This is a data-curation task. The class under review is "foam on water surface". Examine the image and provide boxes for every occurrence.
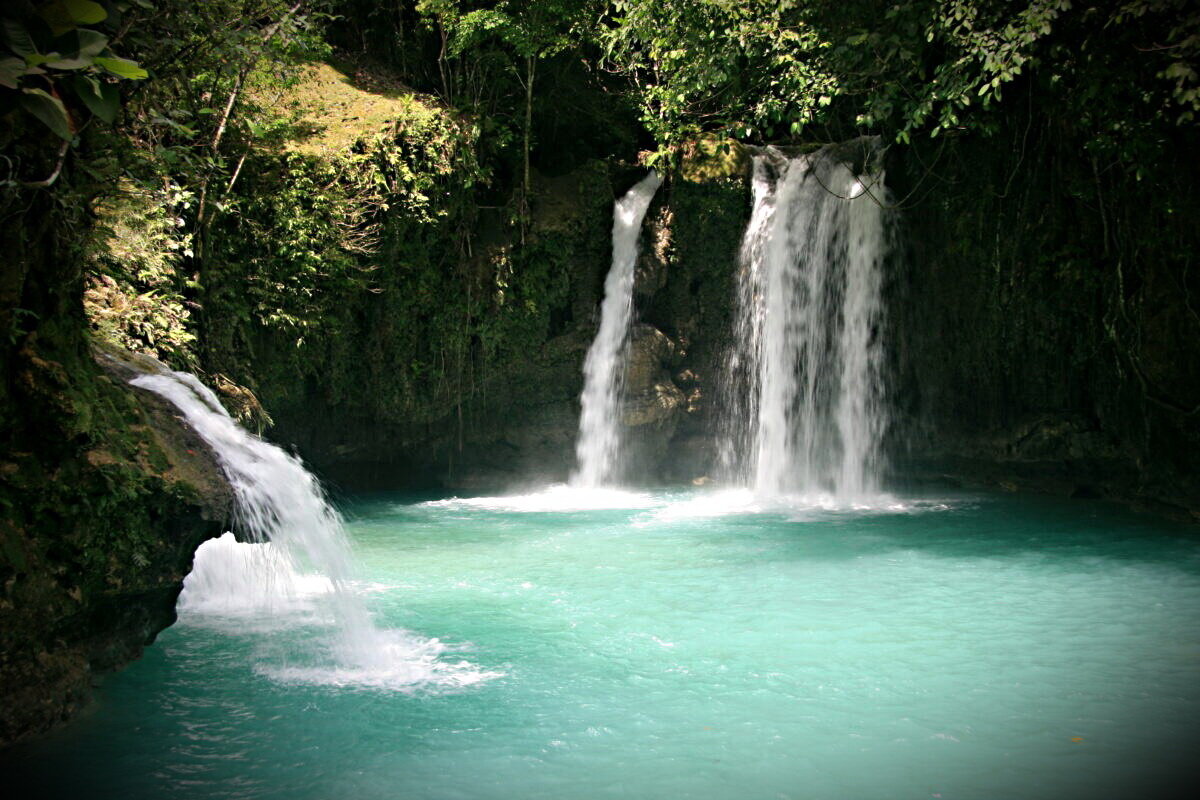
[420,484,660,513]
[420,485,936,522]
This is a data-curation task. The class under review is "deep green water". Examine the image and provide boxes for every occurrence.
[8,488,1200,799]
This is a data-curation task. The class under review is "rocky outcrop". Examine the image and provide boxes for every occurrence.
[623,325,683,427]
[636,170,749,484]
[241,157,750,491]
[619,325,686,481]
[0,342,230,746]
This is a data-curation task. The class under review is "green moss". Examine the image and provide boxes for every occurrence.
[677,136,750,183]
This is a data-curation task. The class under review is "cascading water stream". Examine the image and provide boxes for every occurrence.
[131,368,492,688]
[720,143,893,501]
[572,171,662,487]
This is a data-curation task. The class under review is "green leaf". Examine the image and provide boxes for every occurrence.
[20,87,74,140]
[76,72,102,99]
[71,73,118,122]
[76,29,109,58]
[45,55,93,70]
[2,20,39,58]
[40,0,109,34]
[94,56,148,80]
[64,0,108,24]
[0,57,23,90]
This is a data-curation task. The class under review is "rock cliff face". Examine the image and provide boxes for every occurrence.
[225,126,1198,519]
[441,160,749,490]
[0,344,230,746]
[1,167,235,745]
[886,123,1200,519]
[619,325,686,482]
[240,158,748,492]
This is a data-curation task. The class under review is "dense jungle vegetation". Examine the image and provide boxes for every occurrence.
[3,0,1195,423]
[0,0,1196,550]
[0,0,1194,515]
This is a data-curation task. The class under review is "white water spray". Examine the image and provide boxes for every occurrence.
[720,143,892,501]
[132,369,495,689]
[572,171,662,487]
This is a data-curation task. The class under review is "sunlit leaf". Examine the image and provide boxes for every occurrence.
[94,55,148,80]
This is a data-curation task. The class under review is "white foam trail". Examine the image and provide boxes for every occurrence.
[259,630,502,692]
[643,488,764,521]
[573,171,663,487]
[638,488,914,523]
[419,484,941,523]
[132,369,498,690]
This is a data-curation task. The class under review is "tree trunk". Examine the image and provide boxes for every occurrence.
[522,54,535,241]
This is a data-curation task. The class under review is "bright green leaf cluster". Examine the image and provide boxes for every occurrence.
[1,2,148,143]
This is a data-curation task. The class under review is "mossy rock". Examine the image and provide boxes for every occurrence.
[0,337,231,746]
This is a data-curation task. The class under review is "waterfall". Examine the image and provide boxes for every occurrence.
[719,143,893,501]
[572,171,663,487]
[131,369,493,689]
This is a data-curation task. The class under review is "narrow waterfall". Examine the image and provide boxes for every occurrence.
[572,171,663,487]
[131,369,491,688]
[720,143,893,500]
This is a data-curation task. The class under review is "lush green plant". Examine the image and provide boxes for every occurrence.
[602,0,1198,153]
[1,1,147,142]
[1,0,150,198]
[602,0,839,154]
[83,179,197,366]
[416,0,596,215]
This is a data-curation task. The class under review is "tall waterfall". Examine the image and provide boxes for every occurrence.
[572,171,662,487]
[720,143,893,500]
[132,369,491,689]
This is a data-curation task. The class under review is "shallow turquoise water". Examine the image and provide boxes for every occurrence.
[8,488,1200,799]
